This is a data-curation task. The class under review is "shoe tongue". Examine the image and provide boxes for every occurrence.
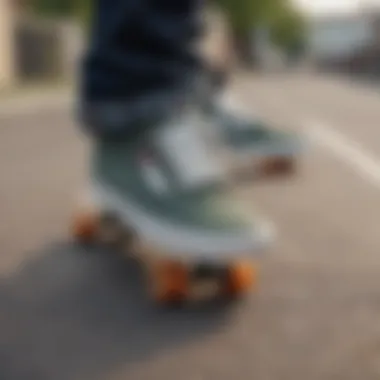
[156,112,226,190]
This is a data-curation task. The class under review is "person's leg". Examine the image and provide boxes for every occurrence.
[77,0,273,258]
[80,0,203,139]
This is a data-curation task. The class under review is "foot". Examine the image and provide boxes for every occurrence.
[207,94,305,160]
[91,110,273,261]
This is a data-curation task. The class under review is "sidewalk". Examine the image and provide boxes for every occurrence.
[0,83,74,117]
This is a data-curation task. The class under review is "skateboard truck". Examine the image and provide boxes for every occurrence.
[71,208,259,306]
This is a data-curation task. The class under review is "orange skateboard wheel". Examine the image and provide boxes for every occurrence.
[152,261,189,305]
[223,261,258,297]
[72,210,99,243]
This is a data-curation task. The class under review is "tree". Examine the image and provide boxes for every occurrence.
[74,0,93,27]
[214,0,306,65]
[28,0,92,25]
[214,0,265,34]
[212,0,260,64]
[269,0,307,54]
[28,0,75,18]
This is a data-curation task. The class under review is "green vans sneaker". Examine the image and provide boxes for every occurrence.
[88,111,274,262]
[212,94,304,158]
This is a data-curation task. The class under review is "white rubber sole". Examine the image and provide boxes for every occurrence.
[233,133,308,160]
[87,181,275,263]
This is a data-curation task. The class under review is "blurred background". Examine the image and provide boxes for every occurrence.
[1,0,380,90]
[2,1,380,380]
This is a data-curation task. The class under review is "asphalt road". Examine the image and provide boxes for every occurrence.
[1,73,380,380]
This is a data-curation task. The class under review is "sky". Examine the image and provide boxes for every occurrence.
[294,0,380,14]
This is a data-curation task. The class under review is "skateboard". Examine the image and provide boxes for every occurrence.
[71,191,267,307]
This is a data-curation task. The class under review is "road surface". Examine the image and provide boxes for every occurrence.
[1,73,380,380]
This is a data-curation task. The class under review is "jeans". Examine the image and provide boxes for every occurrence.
[79,0,205,139]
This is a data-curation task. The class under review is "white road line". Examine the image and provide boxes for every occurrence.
[242,78,380,189]
[308,121,380,189]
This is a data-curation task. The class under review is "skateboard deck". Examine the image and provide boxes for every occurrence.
[71,189,270,306]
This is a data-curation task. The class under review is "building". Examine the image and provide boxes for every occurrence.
[0,1,84,87]
[0,0,16,88]
[308,8,380,72]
